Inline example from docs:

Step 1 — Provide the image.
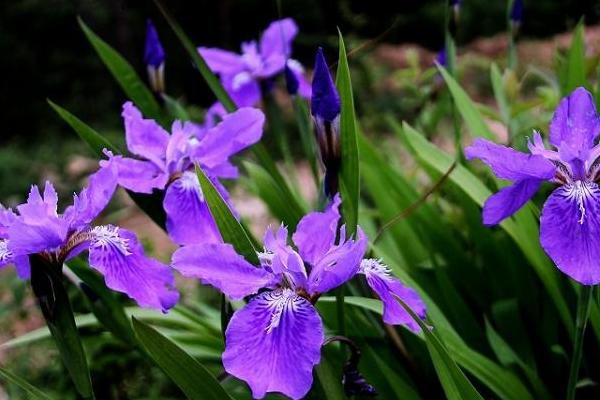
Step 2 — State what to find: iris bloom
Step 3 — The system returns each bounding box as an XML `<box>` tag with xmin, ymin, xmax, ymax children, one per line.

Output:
<box><xmin>466</xmin><ymin>87</ymin><xmax>600</xmax><ymax>285</ymax></box>
<box><xmin>172</xmin><ymin>195</ymin><xmax>426</xmax><ymax>399</ymax></box>
<box><xmin>144</xmin><ymin>19</ymin><xmax>166</xmax><ymax>93</ymax></box>
<box><xmin>0</xmin><ymin>166</ymin><xmax>178</xmax><ymax>312</ymax></box>
<box><xmin>311</xmin><ymin>47</ymin><xmax>341</xmax><ymax>196</ymax></box>
<box><xmin>199</xmin><ymin>18</ymin><xmax>310</xmax><ymax>122</ymax></box>
<box><xmin>103</xmin><ymin>102</ymin><xmax>264</xmax><ymax>246</ymax></box>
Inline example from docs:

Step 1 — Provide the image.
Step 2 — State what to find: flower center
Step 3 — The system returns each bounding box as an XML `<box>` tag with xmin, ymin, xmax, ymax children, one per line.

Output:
<box><xmin>265</xmin><ymin>288</ymin><xmax>298</xmax><ymax>333</ymax></box>
<box><xmin>0</xmin><ymin>239</ymin><xmax>12</xmax><ymax>263</ymax></box>
<box><xmin>565</xmin><ymin>181</ymin><xmax>596</xmax><ymax>225</ymax></box>
<box><xmin>90</xmin><ymin>225</ymin><xmax>131</xmax><ymax>255</ymax></box>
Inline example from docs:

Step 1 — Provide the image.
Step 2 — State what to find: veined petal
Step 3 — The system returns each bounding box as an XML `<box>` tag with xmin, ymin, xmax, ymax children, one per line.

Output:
<box><xmin>194</xmin><ymin>107</ymin><xmax>264</xmax><ymax>178</ymax></box>
<box><xmin>482</xmin><ymin>179</ymin><xmax>544</xmax><ymax>225</ymax></box>
<box><xmin>198</xmin><ymin>47</ymin><xmax>245</xmax><ymax>75</ymax></box>
<box><xmin>293</xmin><ymin>194</ymin><xmax>341</xmax><ymax>265</ymax></box>
<box><xmin>88</xmin><ymin>225</ymin><xmax>179</xmax><ymax>312</ymax></box>
<box><xmin>465</xmin><ymin>138</ymin><xmax>555</xmax><ymax>181</ymax></box>
<box><xmin>103</xmin><ymin>154</ymin><xmax>168</xmax><ymax>194</ymax></box>
<box><xmin>223</xmin><ymin>289</ymin><xmax>324</xmax><ymax>400</ymax></box>
<box><xmin>307</xmin><ymin>227</ymin><xmax>367</xmax><ymax>295</ymax></box>
<box><xmin>163</xmin><ymin>172</ymin><xmax>222</xmax><ymax>246</ymax></box>
<box><xmin>549</xmin><ymin>87</ymin><xmax>600</xmax><ymax>158</ymax></box>
<box><xmin>360</xmin><ymin>259</ymin><xmax>426</xmax><ymax>332</ymax></box>
<box><xmin>0</xmin><ymin>239</ymin><xmax>13</xmax><ymax>268</ymax></box>
<box><xmin>540</xmin><ymin>182</ymin><xmax>600</xmax><ymax>285</ymax></box>
<box><xmin>0</xmin><ymin>204</ymin><xmax>17</xmax><ymax>238</ymax></box>
<box><xmin>171</xmin><ymin>243</ymin><xmax>274</xmax><ymax>300</ymax></box>
<box><xmin>122</xmin><ymin>102</ymin><xmax>169</xmax><ymax>166</ymax></box>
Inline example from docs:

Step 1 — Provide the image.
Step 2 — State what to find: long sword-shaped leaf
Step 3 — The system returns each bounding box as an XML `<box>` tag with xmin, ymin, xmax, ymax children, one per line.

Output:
<box><xmin>560</xmin><ymin>21</ymin><xmax>586</xmax><ymax>95</ymax></box>
<box><xmin>133</xmin><ymin>318</ymin><xmax>234</xmax><ymax>400</ymax></box>
<box><xmin>78</xmin><ymin>17</ymin><xmax>162</xmax><ymax>122</ymax></box>
<box><xmin>195</xmin><ymin>165</ymin><xmax>258</xmax><ymax>264</ymax></box>
<box><xmin>29</xmin><ymin>255</ymin><xmax>94</xmax><ymax>399</ymax></box>
<box><xmin>0</xmin><ymin>366</ymin><xmax>54</xmax><ymax>400</ymax></box>
<box><xmin>335</xmin><ymin>31</ymin><xmax>360</xmax><ymax>235</ymax></box>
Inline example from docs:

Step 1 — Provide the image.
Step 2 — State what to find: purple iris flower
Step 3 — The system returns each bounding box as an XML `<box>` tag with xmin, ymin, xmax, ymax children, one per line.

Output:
<box><xmin>144</xmin><ymin>19</ymin><xmax>166</xmax><ymax>93</ymax></box>
<box><xmin>172</xmin><ymin>194</ymin><xmax>426</xmax><ymax>399</ymax></box>
<box><xmin>466</xmin><ymin>87</ymin><xmax>600</xmax><ymax>285</ymax></box>
<box><xmin>0</xmin><ymin>166</ymin><xmax>178</xmax><ymax>312</ymax></box>
<box><xmin>103</xmin><ymin>102</ymin><xmax>264</xmax><ymax>246</ymax></box>
<box><xmin>199</xmin><ymin>18</ymin><xmax>311</xmax><ymax>121</ymax></box>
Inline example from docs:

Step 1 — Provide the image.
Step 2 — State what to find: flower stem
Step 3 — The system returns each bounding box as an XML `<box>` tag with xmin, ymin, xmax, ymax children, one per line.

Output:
<box><xmin>566</xmin><ymin>284</ymin><xmax>594</xmax><ymax>400</ymax></box>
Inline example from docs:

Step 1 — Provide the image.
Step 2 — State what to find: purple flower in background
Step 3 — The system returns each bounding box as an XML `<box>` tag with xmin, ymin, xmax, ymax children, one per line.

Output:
<box><xmin>144</xmin><ymin>19</ymin><xmax>166</xmax><ymax>93</ymax></box>
<box><xmin>172</xmin><ymin>195</ymin><xmax>426</xmax><ymax>399</ymax></box>
<box><xmin>466</xmin><ymin>87</ymin><xmax>600</xmax><ymax>285</ymax></box>
<box><xmin>199</xmin><ymin>18</ymin><xmax>311</xmax><ymax>114</ymax></box>
<box><xmin>311</xmin><ymin>47</ymin><xmax>341</xmax><ymax>196</ymax></box>
<box><xmin>1</xmin><ymin>167</ymin><xmax>178</xmax><ymax>312</ymax></box>
<box><xmin>510</xmin><ymin>0</ymin><xmax>524</xmax><ymax>24</ymax></box>
<box><xmin>436</xmin><ymin>48</ymin><xmax>448</xmax><ymax>68</ymax></box>
<box><xmin>104</xmin><ymin>102</ymin><xmax>264</xmax><ymax>246</ymax></box>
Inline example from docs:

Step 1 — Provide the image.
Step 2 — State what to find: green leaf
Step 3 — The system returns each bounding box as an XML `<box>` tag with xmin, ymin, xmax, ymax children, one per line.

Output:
<box><xmin>395</xmin><ymin>296</ymin><xmax>484</xmax><ymax>400</ymax></box>
<box><xmin>490</xmin><ymin>64</ymin><xmax>510</xmax><ymax>125</ymax></box>
<box><xmin>335</xmin><ymin>31</ymin><xmax>360</xmax><ymax>235</ymax></box>
<box><xmin>400</xmin><ymin>121</ymin><xmax>573</xmax><ymax>335</ymax></box>
<box><xmin>153</xmin><ymin>0</ymin><xmax>236</xmax><ymax>112</ymax></box>
<box><xmin>195</xmin><ymin>165</ymin><xmax>258</xmax><ymax>264</ymax></box>
<box><xmin>132</xmin><ymin>318</ymin><xmax>234</xmax><ymax>400</ymax></box>
<box><xmin>0</xmin><ymin>365</ymin><xmax>54</xmax><ymax>400</ymax></box>
<box><xmin>437</xmin><ymin>65</ymin><xmax>495</xmax><ymax>139</ymax></box>
<box><xmin>29</xmin><ymin>255</ymin><xmax>94</xmax><ymax>398</ymax></box>
<box><xmin>560</xmin><ymin>21</ymin><xmax>586</xmax><ymax>95</ymax></box>
<box><xmin>48</xmin><ymin>99</ymin><xmax>119</xmax><ymax>157</ymax></box>
<box><xmin>67</xmin><ymin>258</ymin><xmax>135</xmax><ymax>345</ymax></box>
<box><xmin>78</xmin><ymin>17</ymin><xmax>162</xmax><ymax>121</ymax></box>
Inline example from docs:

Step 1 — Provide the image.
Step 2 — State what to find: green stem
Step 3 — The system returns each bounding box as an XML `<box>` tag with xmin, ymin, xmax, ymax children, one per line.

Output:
<box><xmin>336</xmin><ymin>286</ymin><xmax>346</xmax><ymax>336</ymax></box>
<box><xmin>566</xmin><ymin>285</ymin><xmax>594</xmax><ymax>400</ymax></box>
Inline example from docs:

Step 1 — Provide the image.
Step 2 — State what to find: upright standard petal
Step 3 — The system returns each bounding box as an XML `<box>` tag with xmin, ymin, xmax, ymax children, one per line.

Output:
<box><xmin>122</xmin><ymin>102</ymin><xmax>169</xmax><ymax>166</ymax></box>
<box><xmin>259</xmin><ymin>18</ymin><xmax>298</xmax><ymax>61</ymax></box>
<box><xmin>311</xmin><ymin>48</ymin><xmax>340</xmax><ymax>122</ymax></box>
<box><xmin>88</xmin><ymin>225</ymin><xmax>179</xmax><ymax>312</ymax></box>
<box><xmin>223</xmin><ymin>289</ymin><xmax>324</xmax><ymax>400</ymax></box>
<box><xmin>293</xmin><ymin>194</ymin><xmax>341</xmax><ymax>265</ymax></box>
<box><xmin>482</xmin><ymin>179</ymin><xmax>544</xmax><ymax>225</ymax></box>
<box><xmin>549</xmin><ymin>87</ymin><xmax>600</xmax><ymax>158</ymax></box>
<box><xmin>540</xmin><ymin>182</ymin><xmax>600</xmax><ymax>285</ymax></box>
<box><xmin>195</xmin><ymin>107</ymin><xmax>264</xmax><ymax>178</ymax></box>
<box><xmin>198</xmin><ymin>47</ymin><xmax>245</xmax><ymax>75</ymax></box>
<box><xmin>172</xmin><ymin>243</ymin><xmax>274</xmax><ymax>300</ymax></box>
<box><xmin>64</xmin><ymin>165</ymin><xmax>117</xmax><ymax>231</ymax></box>
<box><xmin>163</xmin><ymin>171</ymin><xmax>222</xmax><ymax>245</ymax></box>
<box><xmin>465</xmin><ymin>138</ymin><xmax>556</xmax><ymax>181</ymax></box>
<box><xmin>103</xmin><ymin>154</ymin><xmax>169</xmax><ymax>194</ymax></box>
<box><xmin>360</xmin><ymin>259</ymin><xmax>426</xmax><ymax>332</ymax></box>
<box><xmin>307</xmin><ymin>228</ymin><xmax>367</xmax><ymax>295</ymax></box>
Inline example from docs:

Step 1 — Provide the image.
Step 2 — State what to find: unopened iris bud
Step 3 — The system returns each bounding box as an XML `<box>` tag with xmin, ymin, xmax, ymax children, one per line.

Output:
<box><xmin>436</xmin><ymin>47</ymin><xmax>447</xmax><ymax>68</ymax></box>
<box><xmin>311</xmin><ymin>47</ymin><xmax>341</xmax><ymax>197</ymax></box>
<box><xmin>284</xmin><ymin>61</ymin><xmax>300</xmax><ymax>95</ymax></box>
<box><xmin>510</xmin><ymin>0</ymin><xmax>524</xmax><ymax>37</ymax></box>
<box><xmin>144</xmin><ymin>19</ymin><xmax>166</xmax><ymax>94</ymax></box>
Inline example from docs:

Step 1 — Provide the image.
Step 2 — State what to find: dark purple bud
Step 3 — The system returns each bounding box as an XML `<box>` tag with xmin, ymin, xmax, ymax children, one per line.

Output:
<box><xmin>342</xmin><ymin>367</ymin><xmax>377</xmax><ymax>397</ymax></box>
<box><xmin>510</xmin><ymin>0</ymin><xmax>523</xmax><ymax>24</ymax></box>
<box><xmin>144</xmin><ymin>19</ymin><xmax>165</xmax><ymax>68</ymax></box>
<box><xmin>284</xmin><ymin>62</ymin><xmax>299</xmax><ymax>95</ymax></box>
<box><xmin>436</xmin><ymin>48</ymin><xmax>447</xmax><ymax>68</ymax></box>
<box><xmin>311</xmin><ymin>47</ymin><xmax>340</xmax><ymax>122</ymax></box>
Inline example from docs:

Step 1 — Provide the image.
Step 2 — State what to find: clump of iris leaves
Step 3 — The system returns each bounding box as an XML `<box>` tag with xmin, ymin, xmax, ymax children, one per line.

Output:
<box><xmin>2</xmin><ymin>1</ymin><xmax>600</xmax><ymax>399</ymax></box>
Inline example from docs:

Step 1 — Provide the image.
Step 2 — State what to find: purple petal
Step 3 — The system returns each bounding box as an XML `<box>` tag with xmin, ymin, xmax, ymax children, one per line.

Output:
<box><xmin>259</xmin><ymin>18</ymin><xmax>298</xmax><ymax>61</ymax></box>
<box><xmin>194</xmin><ymin>107</ymin><xmax>264</xmax><ymax>178</ymax></box>
<box><xmin>14</xmin><ymin>256</ymin><xmax>31</xmax><ymax>279</ymax></box>
<box><xmin>88</xmin><ymin>225</ymin><xmax>179</xmax><ymax>312</ymax></box>
<box><xmin>482</xmin><ymin>179</ymin><xmax>544</xmax><ymax>225</ymax></box>
<box><xmin>144</xmin><ymin>19</ymin><xmax>165</xmax><ymax>67</ymax></box>
<box><xmin>0</xmin><ymin>204</ymin><xmax>16</xmax><ymax>238</ymax></box>
<box><xmin>163</xmin><ymin>171</ymin><xmax>222</xmax><ymax>246</ymax></box>
<box><xmin>360</xmin><ymin>259</ymin><xmax>426</xmax><ymax>332</ymax></box>
<box><xmin>262</xmin><ymin>225</ymin><xmax>307</xmax><ymax>289</ymax></box>
<box><xmin>222</xmin><ymin>73</ymin><xmax>262</xmax><ymax>107</ymax></box>
<box><xmin>64</xmin><ymin>165</ymin><xmax>117</xmax><ymax>231</ymax></box>
<box><xmin>0</xmin><ymin>239</ymin><xmax>13</xmax><ymax>268</ymax></box>
<box><xmin>286</xmin><ymin>59</ymin><xmax>311</xmax><ymax>99</ymax></box>
<box><xmin>465</xmin><ymin>138</ymin><xmax>555</xmax><ymax>181</ymax></box>
<box><xmin>549</xmin><ymin>87</ymin><xmax>600</xmax><ymax>158</ymax></box>
<box><xmin>103</xmin><ymin>154</ymin><xmax>168</xmax><ymax>194</ymax></box>
<box><xmin>540</xmin><ymin>182</ymin><xmax>600</xmax><ymax>285</ymax></box>
<box><xmin>311</xmin><ymin>48</ymin><xmax>340</xmax><ymax>122</ymax></box>
<box><xmin>122</xmin><ymin>102</ymin><xmax>169</xmax><ymax>166</ymax></box>
<box><xmin>172</xmin><ymin>243</ymin><xmax>274</xmax><ymax>300</ymax></box>
<box><xmin>198</xmin><ymin>47</ymin><xmax>245</xmax><ymax>75</ymax></box>
<box><xmin>223</xmin><ymin>289</ymin><xmax>323</xmax><ymax>400</ymax></box>
<box><xmin>307</xmin><ymin>227</ymin><xmax>367</xmax><ymax>295</ymax></box>
<box><xmin>293</xmin><ymin>194</ymin><xmax>341</xmax><ymax>265</ymax></box>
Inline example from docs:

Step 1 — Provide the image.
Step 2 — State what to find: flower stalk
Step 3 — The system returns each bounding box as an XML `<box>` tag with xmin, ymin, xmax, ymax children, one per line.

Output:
<box><xmin>566</xmin><ymin>284</ymin><xmax>594</xmax><ymax>400</ymax></box>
